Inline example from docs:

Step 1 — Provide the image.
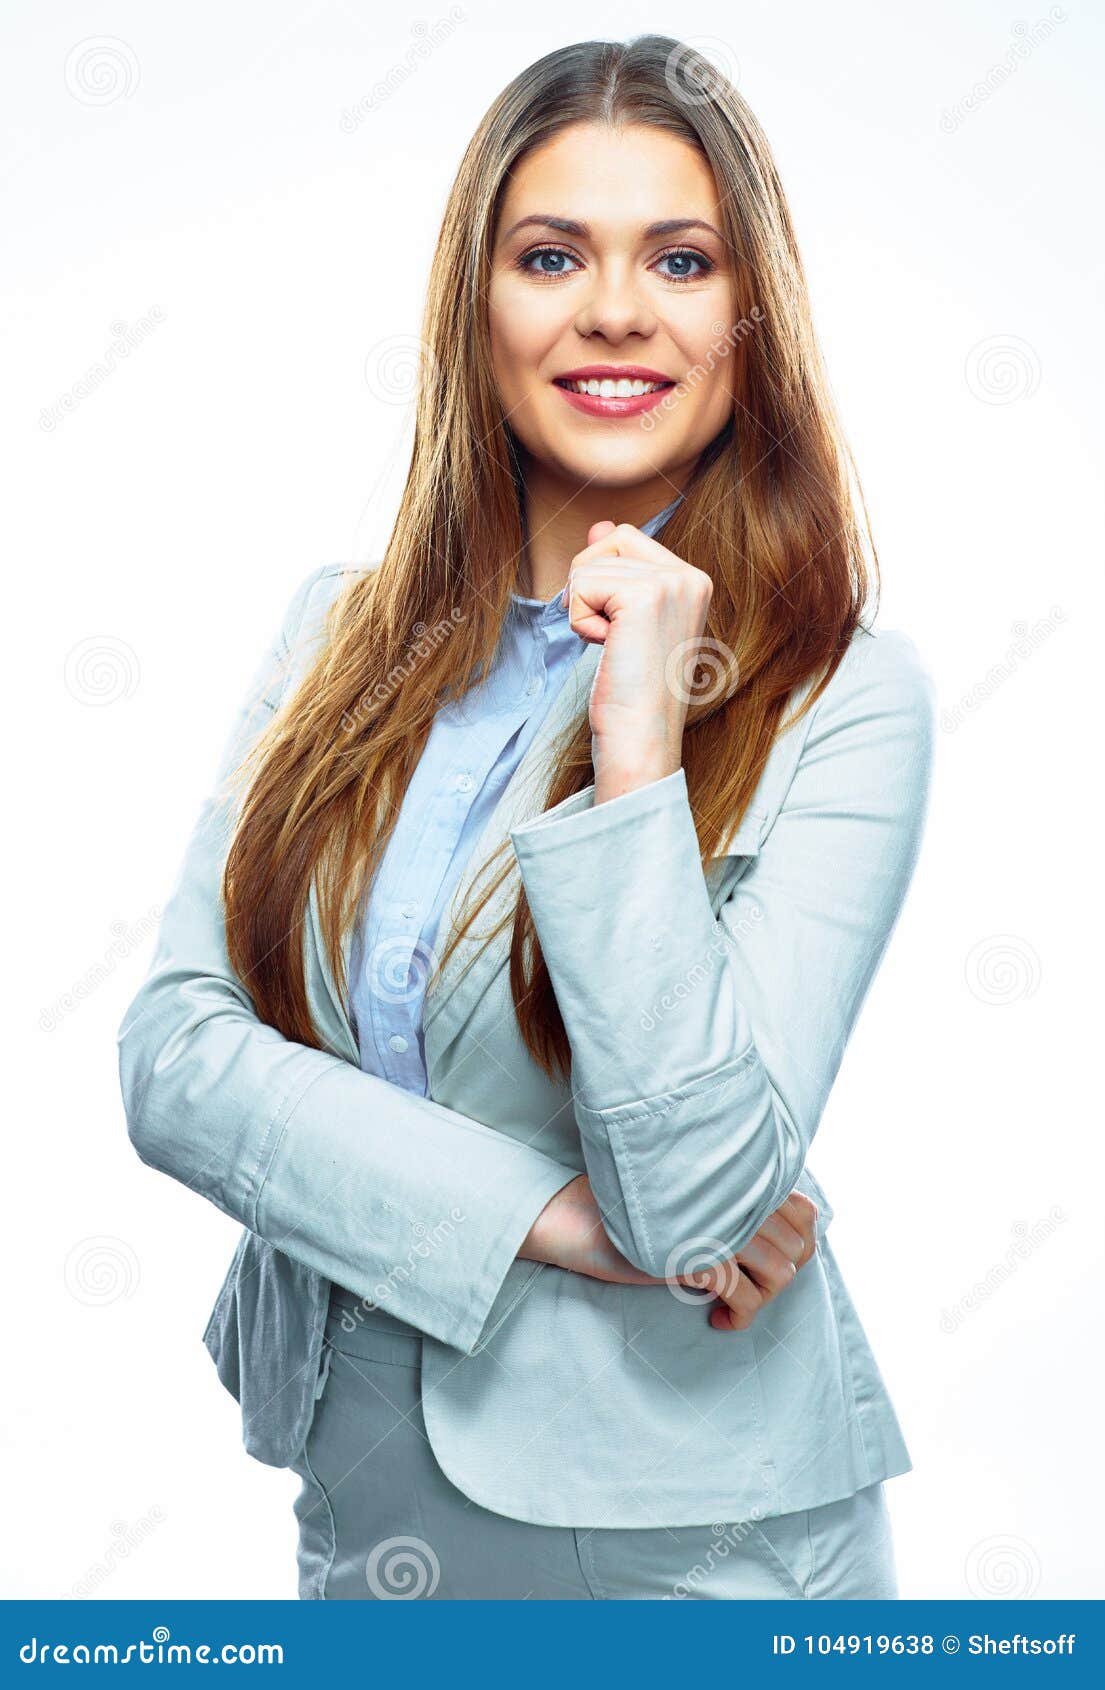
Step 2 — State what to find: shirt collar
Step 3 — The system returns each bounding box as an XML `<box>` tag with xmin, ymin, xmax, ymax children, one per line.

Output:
<box><xmin>509</xmin><ymin>492</ymin><xmax>685</xmax><ymax>625</ymax></box>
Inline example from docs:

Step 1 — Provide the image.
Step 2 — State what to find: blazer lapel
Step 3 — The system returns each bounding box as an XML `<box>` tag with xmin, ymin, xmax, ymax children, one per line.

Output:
<box><xmin>421</xmin><ymin>639</ymin><xmax>603</xmax><ymax>1054</ymax></box>
<box><xmin>298</xmin><ymin>637</ymin><xmax>604</xmax><ymax>1071</ymax></box>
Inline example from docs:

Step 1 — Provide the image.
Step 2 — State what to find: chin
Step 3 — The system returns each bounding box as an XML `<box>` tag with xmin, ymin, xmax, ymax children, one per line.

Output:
<box><xmin>543</xmin><ymin>438</ymin><xmax>674</xmax><ymax>483</ymax></box>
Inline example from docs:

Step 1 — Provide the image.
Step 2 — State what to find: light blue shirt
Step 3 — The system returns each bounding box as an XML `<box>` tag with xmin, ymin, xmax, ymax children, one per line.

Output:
<box><xmin>348</xmin><ymin>496</ymin><xmax>684</xmax><ymax>1089</ymax></box>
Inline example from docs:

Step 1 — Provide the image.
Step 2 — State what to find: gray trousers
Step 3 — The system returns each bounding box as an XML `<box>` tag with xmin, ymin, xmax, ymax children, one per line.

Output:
<box><xmin>290</xmin><ymin>1290</ymin><xmax>899</xmax><ymax>1600</ymax></box>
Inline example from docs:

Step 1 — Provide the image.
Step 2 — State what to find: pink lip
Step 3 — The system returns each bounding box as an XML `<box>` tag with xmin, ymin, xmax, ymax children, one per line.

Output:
<box><xmin>556</xmin><ymin>365</ymin><xmax>674</xmax><ymax>383</ymax></box>
<box><xmin>553</xmin><ymin>378</ymin><xmax>675</xmax><ymax>419</ymax></box>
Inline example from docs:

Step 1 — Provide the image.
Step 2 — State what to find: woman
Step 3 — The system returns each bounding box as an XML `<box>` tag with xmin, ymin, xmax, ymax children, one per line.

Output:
<box><xmin>118</xmin><ymin>36</ymin><xmax>935</xmax><ymax>1600</ymax></box>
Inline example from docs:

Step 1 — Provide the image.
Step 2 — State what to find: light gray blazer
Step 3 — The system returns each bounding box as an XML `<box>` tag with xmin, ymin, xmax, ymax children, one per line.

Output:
<box><xmin>117</xmin><ymin>561</ymin><xmax>935</xmax><ymax>1529</ymax></box>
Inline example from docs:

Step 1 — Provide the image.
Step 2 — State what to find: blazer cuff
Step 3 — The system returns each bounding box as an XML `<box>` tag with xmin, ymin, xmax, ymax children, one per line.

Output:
<box><xmin>510</xmin><ymin>766</ymin><xmax>685</xmax><ymax>849</ymax></box>
<box><xmin>253</xmin><ymin>1060</ymin><xmax>582</xmax><ymax>1358</ymax></box>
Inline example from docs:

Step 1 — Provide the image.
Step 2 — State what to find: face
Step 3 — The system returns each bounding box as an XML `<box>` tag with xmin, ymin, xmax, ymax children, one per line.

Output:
<box><xmin>487</xmin><ymin>121</ymin><xmax>737</xmax><ymax>506</ymax></box>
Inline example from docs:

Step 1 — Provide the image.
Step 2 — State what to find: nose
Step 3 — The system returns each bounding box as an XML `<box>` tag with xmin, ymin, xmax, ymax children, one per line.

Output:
<box><xmin>572</xmin><ymin>258</ymin><xmax>657</xmax><ymax>343</ymax></box>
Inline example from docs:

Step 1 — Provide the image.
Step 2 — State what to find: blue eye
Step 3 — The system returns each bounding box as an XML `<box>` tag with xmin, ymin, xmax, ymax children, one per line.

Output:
<box><xmin>655</xmin><ymin>249</ymin><xmax>712</xmax><ymax>282</ymax></box>
<box><xmin>518</xmin><ymin>248</ymin><xmax>582</xmax><ymax>278</ymax></box>
<box><xmin>514</xmin><ymin>245</ymin><xmax>714</xmax><ymax>286</ymax></box>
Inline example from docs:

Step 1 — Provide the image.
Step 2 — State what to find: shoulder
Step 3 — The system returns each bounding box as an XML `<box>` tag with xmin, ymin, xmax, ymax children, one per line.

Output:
<box><xmin>812</xmin><ymin>623</ymin><xmax>937</xmax><ymax>741</ymax></box>
<box><xmin>790</xmin><ymin>622</ymin><xmax>937</xmax><ymax>816</ymax></box>
<box><xmin>278</xmin><ymin>561</ymin><xmax>376</xmax><ymax>653</ymax></box>
<box><xmin>756</xmin><ymin>623</ymin><xmax>936</xmax><ymax>821</ymax></box>
<box><xmin>263</xmin><ymin>562</ymin><xmax>377</xmax><ymax>709</ymax></box>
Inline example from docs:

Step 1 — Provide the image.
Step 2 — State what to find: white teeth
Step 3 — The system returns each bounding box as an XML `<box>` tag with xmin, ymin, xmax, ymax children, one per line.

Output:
<box><xmin>564</xmin><ymin>378</ymin><xmax>663</xmax><ymax>397</ymax></box>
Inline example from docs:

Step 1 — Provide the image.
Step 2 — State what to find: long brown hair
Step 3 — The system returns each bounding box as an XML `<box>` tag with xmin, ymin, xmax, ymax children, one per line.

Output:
<box><xmin>222</xmin><ymin>35</ymin><xmax>879</xmax><ymax>1081</ymax></box>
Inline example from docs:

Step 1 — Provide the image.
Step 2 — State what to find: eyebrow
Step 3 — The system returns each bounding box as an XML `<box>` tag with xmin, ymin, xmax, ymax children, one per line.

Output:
<box><xmin>499</xmin><ymin>214</ymin><xmax>724</xmax><ymax>244</ymax></box>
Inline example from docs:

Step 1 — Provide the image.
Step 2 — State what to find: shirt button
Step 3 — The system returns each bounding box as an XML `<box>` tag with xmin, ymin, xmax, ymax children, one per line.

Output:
<box><xmin>525</xmin><ymin>675</ymin><xmax>542</xmax><ymax>697</ymax></box>
<box><xmin>456</xmin><ymin>772</ymin><xmax>474</xmax><ymax>793</ymax></box>
<box><xmin>388</xmin><ymin>1033</ymin><xmax>409</xmax><ymax>1054</ymax></box>
<box><xmin>401</xmin><ymin>902</ymin><xmax>417</xmax><ymax>919</ymax></box>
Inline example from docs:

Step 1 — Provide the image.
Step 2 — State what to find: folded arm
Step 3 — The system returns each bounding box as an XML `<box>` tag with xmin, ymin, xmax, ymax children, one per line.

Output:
<box><xmin>509</xmin><ymin>628</ymin><xmax>936</xmax><ymax>1279</ymax></box>
<box><xmin>116</xmin><ymin>565</ymin><xmax>580</xmax><ymax>1356</ymax></box>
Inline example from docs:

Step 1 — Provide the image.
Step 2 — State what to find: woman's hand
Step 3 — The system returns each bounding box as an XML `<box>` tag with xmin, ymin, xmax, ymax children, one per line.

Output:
<box><xmin>519</xmin><ymin>1173</ymin><xmax>818</xmax><ymax>1331</ymax></box>
<box><xmin>560</xmin><ymin>519</ymin><xmax>715</xmax><ymax>801</ymax></box>
<box><xmin>691</xmin><ymin>1191</ymin><xmax>819</xmax><ymax>1331</ymax></box>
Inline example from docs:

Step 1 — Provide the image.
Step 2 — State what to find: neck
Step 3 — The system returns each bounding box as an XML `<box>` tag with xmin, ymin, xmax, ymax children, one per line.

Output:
<box><xmin>514</xmin><ymin>463</ymin><xmax>690</xmax><ymax>601</ymax></box>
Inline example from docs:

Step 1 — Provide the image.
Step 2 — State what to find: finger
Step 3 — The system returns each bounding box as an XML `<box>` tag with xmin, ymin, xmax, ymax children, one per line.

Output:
<box><xmin>751</xmin><ymin>1212</ymin><xmax>806</xmax><ymax>1268</ymax></box>
<box><xmin>711</xmin><ymin>1267</ymin><xmax>765</xmax><ymax>1332</ymax></box>
<box><xmin>560</xmin><ymin>558</ymin><xmax>655</xmax><ymax>641</ymax></box>
<box><xmin>570</xmin><ymin>522</ymin><xmax>674</xmax><ymax>569</ymax></box>
<box><xmin>776</xmin><ymin>1192</ymin><xmax>819</xmax><ymax>1266</ymax></box>
<box><xmin>732</xmin><ymin>1237</ymin><xmax>799</xmax><ymax>1301</ymax></box>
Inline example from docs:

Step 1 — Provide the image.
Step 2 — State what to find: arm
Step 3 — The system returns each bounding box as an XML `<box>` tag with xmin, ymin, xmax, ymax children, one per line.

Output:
<box><xmin>116</xmin><ymin>565</ymin><xmax>580</xmax><ymax>1356</ymax></box>
<box><xmin>509</xmin><ymin>628</ymin><xmax>936</xmax><ymax>1279</ymax></box>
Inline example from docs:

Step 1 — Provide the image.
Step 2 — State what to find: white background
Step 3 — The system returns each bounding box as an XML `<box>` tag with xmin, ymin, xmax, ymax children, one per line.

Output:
<box><xmin>2</xmin><ymin>0</ymin><xmax>1102</xmax><ymax>1600</ymax></box>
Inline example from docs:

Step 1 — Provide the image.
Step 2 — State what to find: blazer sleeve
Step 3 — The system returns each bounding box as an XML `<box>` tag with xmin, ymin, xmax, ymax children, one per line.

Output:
<box><xmin>116</xmin><ymin>565</ymin><xmax>580</xmax><ymax>1356</ymax></box>
<box><xmin>509</xmin><ymin>628</ymin><xmax>936</xmax><ymax>1279</ymax></box>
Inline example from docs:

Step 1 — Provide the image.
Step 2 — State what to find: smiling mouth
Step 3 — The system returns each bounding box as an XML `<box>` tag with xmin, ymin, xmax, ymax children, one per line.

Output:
<box><xmin>551</xmin><ymin>376</ymin><xmax>677</xmax><ymax>417</ymax></box>
<box><xmin>554</xmin><ymin>376</ymin><xmax>674</xmax><ymax>397</ymax></box>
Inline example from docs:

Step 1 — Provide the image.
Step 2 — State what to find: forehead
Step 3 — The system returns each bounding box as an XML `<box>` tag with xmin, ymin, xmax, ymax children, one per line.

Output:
<box><xmin>495</xmin><ymin>122</ymin><xmax>722</xmax><ymax>239</ymax></box>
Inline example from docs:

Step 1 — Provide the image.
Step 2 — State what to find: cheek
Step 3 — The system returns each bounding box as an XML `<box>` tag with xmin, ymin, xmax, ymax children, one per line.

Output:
<box><xmin>490</xmin><ymin>287</ymin><xmax>551</xmax><ymax>380</ymax></box>
<box><xmin>681</xmin><ymin>308</ymin><xmax>739</xmax><ymax>413</ymax></box>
